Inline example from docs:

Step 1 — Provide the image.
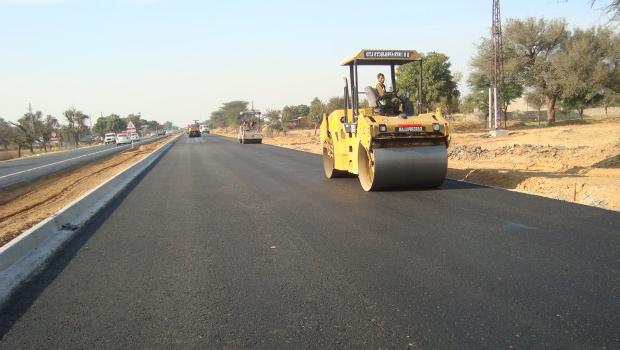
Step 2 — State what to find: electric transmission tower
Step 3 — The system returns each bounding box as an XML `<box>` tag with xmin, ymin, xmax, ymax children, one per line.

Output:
<box><xmin>491</xmin><ymin>0</ymin><xmax>505</xmax><ymax>129</ymax></box>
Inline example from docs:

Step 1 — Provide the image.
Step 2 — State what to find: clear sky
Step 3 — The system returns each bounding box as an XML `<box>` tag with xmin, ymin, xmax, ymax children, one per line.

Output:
<box><xmin>0</xmin><ymin>0</ymin><xmax>612</xmax><ymax>126</ymax></box>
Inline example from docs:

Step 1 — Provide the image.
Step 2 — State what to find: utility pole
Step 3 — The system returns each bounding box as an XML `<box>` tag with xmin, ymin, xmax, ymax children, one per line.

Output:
<box><xmin>28</xmin><ymin>102</ymin><xmax>35</xmax><ymax>134</ymax></box>
<box><xmin>491</xmin><ymin>0</ymin><xmax>505</xmax><ymax>129</ymax></box>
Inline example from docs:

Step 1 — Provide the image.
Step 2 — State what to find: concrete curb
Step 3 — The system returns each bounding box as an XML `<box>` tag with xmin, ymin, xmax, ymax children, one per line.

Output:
<box><xmin>0</xmin><ymin>135</ymin><xmax>180</xmax><ymax>307</ymax></box>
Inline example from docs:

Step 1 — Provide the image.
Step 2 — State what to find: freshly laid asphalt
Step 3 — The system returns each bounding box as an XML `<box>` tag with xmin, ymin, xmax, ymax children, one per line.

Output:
<box><xmin>0</xmin><ymin>135</ymin><xmax>618</xmax><ymax>349</ymax></box>
<box><xmin>0</xmin><ymin>136</ymin><xmax>161</xmax><ymax>190</ymax></box>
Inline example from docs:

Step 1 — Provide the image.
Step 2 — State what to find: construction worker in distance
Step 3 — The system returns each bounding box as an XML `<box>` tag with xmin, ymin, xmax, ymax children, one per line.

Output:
<box><xmin>376</xmin><ymin>73</ymin><xmax>401</xmax><ymax>115</ymax></box>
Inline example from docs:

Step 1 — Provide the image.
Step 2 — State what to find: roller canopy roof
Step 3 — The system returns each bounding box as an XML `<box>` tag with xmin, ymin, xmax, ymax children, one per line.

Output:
<box><xmin>341</xmin><ymin>49</ymin><xmax>422</xmax><ymax>66</ymax></box>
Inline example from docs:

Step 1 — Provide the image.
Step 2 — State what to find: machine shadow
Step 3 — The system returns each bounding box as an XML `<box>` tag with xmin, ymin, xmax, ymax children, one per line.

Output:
<box><xmin>0</xmin><ymin>143</ymin><xmax>174</xmax><ymax>337</ymax></box>
<box><xmin>375</xmin><ymin>178</ymin><xmax>486</xmax><ymax>193</ymax></box>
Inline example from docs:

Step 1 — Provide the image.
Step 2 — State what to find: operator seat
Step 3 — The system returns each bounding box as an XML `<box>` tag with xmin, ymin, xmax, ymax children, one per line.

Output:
<box><xmin>365</xmin><ymin>86</ymin><xmax>389</xmax><ymax>115</ymax></box>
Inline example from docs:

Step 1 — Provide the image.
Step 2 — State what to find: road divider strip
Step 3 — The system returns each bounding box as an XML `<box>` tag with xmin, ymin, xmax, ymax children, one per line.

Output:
<box><xmin>0</xmin><ymin>134</ymin><xmax>180</xmax><ymax>307</ymax></box>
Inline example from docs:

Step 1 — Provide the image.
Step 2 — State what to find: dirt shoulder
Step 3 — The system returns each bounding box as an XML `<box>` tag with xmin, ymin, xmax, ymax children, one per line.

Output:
<box><xmin>0</xmin><ymin>135</ymin><xmax>179</xmax><ymax>247</ymax></box>
<box><xmin>213</xmin><ymin>119</ymin><xmax>620</xmax><ymax>211</ymax></box>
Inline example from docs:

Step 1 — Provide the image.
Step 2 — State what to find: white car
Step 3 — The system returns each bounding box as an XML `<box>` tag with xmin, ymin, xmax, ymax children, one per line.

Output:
<box><xmin>115</xmin><ymin>134</ymin><xmax>131</xmax><ymax>146</ymax></box>
<box><xmin>130</xmin><ymin>132</ymin><xmax>140</xmax><ymax>142</ymax></box>
<box><xmin>104</xmin><ymin>133</ymin><xmax>116</xmax><ymax>144</ymax></box>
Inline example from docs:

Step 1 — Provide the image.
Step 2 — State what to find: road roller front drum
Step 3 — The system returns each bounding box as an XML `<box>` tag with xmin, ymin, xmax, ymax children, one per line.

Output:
<box><xmin>357</xmin><ymin>145</ymin><xmax>448</xmax><ymax>191</ymax></box>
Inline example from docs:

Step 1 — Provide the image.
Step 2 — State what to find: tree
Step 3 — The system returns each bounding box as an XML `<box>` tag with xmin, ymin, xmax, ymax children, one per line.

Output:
<box><xmin>41</xmin><ymin>115</ymin><xmax>59</xmax><ymax>151</ymax></box>
<box><xmin>64</xmin><ymin>107</ymin><xmax>90</xmax><ymax>148</ymax></box>
<box><xmin>524</xmin><ymin>91</ymin><xmax>545</xmax><ymax>125</ymax></box>
<box><xmin>471</xmin><ymin>26</ymin><xmax>527</xmax><ymax>125</ymax></box>
<box><xmin>143</xmin><ymin>120</ymin><xmax>159</xmax><ymax>132</ymax></box>
<box><xmin>592</xmin><ymin>0</ymin><xmax>620</xmax><ymax>23</ymax></box>
<box><xmin>126</xmin><ymin>113</ymin><xmax>142</xmax><ymax>131</ymax></box>
<box><xmin>465</xmin><ymin>71</ymin><xmax>491</xmax><ymax>117</ymax></box>
<box><xmin>163</xmin><ymin>121</ymin><xmax>174</xmax><ymax>130</ymax></box>
<box><xmin>600</xmin><ymin>90</ymin><xmax>620</xmax><ymax>116</ymax></box>
<box><xmin>92</xmin><ymin>116</ymin><xmax>108</xmax><ymax>137</ymax></box>
<box><xmin>10</xmin><ymin>109</ymin><xmax>44</xmax><ymax>155</ymax></box>
<box><xmin>325</xmin><ymin>96</ymin><xmax>345</xmax><ymax>115</ymax></box>
<box><xmin>209</xmin><ymin>101</ymin><xmax>249</xmax><ymax>128</ymax></box>
<box><xmin>264</xmin><ymin>109</ymin><xmax>283</xmax><ymax>136</ymax></box>
<box><xmin>308</xmin><ymin>97</ymin><xmax>326</xmax><ymax>135</ymax></box>
<box><xmin>553</xmin><ymin>28</ymin><xmax>614</xmax><ymax>118</ymax></box>
<box><xmin>0</xmin><ymin>118</ymin><xmax>16</xmax><ymax>151</ymax></box>
<box><xmin>282</xmin><ymin>104</ymin><xmax>310</xmax><ymax>131</ymax></box>
<box><xmin>502</xmin><ymin>17</ymin><xmax>568</xmax><ymax>123</ymax></box>
<box><xmin>106</xmin><ymin>114</ymin><xmax>127</xmax><ymax>133</ymax></box>
<box><xmin>396</xmin><ymin>52</ymin><xmax>460</xmax><ymax>113</ymax></box>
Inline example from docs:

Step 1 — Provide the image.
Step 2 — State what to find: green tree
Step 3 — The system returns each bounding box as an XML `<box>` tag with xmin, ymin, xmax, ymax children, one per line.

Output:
<box><xmin>41</xmin><ymin>115</ymin><xmax>59</xmax><ymax>151</ymax></box>
<box><xmin>554</xmin><ymin>28</ymin><xmax>614</xmax><ymax>117</ymax></box>
<box><xmin>308</xmin><ymin>97</ymin><xmax>326</xmax><ymax>135</ymax></box>
<box><xmin>209</xmin><ymin>110</ymin><xmax>227</xmax><ymax>128</ymax></box>
<box><xmin>209</xmin><ymin>101</ymin><xmax>249</xmax><ymax>128</ymax></box>
<box><xmin>144</xmin><ymin>120</ymin><xmax>160</xmax><ymax>132</ymax></box>
<box><xmin>264</xmin><ymin>109</ymin><xmax>283</xmax><ymax>136</ymax></box>
<box><xmin>92</xmin><ymin>116</ymin><xmax>108</xmax><ymax>137</ymax></box>
<box><xmin>502</xmin><ymin>17</ymin><xmax>568</xmax><ymax>123</ymax></box>
<box><xmin>600</xmin><ymin>90</ymin><xmax>620</xmax><ymax>117</ymax></box>
<box><xmin>64</xmin><ymin>107</ymin><xmax>90</xmax><ymax>148</ymax></box>
<box><xmin>282</xmin><ymin>104</ymin><xmax>310</xmax><ymax>130</ymax></box>
<box><xmin>524</xmin><ymin>91</ymin><xmax>545</xmax><ymax>125</ymax></box>
<box><xmin>325</xmin><ymin>96</ymin><xmax>345</xmax><ymax>115</ymax></box>
<box><xmin>0</xmin><ymin>118</ymin><xmax>16</xmax><ymax>151</ymax></box>
<box><xmin>471</xmin><ymin>27</ymin><xmax>527</xmax><ymax>125</ymax></box>
<box><xmin>106</xmin><ymin>114</ymin><xmax>127</xmax><ymax>133</ymax></box>
<box><xmin>396</xmin><ymin>52</ymin><xmax>460</xmax><ymax>113</ymax></box>
<box><xmin>126</xmin><ymin>113</ymin><xmax>142</xmax><ymax>131</ymax></box>
<box><xmin>10</xmin><ymin>109</ymin><xmax>44</xmax><ymax>154</ymax></box>
<box><xmin>465</xmin><ymin>71</ymin><xmax>491</xmax><ymax>117</ymax></box>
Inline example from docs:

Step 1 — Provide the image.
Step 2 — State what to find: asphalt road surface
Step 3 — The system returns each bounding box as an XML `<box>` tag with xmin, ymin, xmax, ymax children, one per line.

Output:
<box><xmin>0</xmin><ymin>135</ymin><xmax>618</xmax><ymax>349</ymax></box>
<box><xmin>0</xmin><ymin>136</ymin><xmax>161</xmax><ymax>190</ymax></box>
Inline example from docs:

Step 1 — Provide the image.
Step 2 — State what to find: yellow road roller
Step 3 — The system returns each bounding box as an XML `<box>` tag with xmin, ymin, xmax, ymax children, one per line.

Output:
<box><xmin>320</xmin><ymin>49</ymin><xmax>451</xmax><ymax>191</ymax></box>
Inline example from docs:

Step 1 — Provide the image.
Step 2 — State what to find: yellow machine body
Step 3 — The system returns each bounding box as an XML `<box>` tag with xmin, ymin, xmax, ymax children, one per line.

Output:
<box><xmin>320</xmin><ymin>49</ymin><xmax>452</xmax><ymax>191</ymax></box>
<box><xmin>321</xmin><ymin>107</ymin><xmax>450</xmax><ymax>171</ymax></box>
<box><xmin>320</xmin><ymin>107</ymin><xmax>450</xmax><ymax>191</ymax></box>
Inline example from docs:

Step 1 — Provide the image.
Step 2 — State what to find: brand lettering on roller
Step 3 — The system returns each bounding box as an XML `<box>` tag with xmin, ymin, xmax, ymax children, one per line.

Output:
<box><xmin>364</xmin><ymin>51</ymin><xmax>412</xmax><ymax>58</ymax></box>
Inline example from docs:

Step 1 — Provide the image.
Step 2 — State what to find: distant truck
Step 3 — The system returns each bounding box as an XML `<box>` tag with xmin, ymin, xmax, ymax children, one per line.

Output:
<box><xmin>199</xmin><ymin>124</ymin><xmax>210</xmax><ymax>134</ymax></box>
<box><xmin>187</xmin><ymin>123</ymin><xmax>201</xmax><ymax>138</ymax></box>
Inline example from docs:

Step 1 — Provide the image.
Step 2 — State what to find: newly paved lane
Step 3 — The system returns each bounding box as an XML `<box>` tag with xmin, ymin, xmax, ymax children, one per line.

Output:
<box><xmin>1</xmin><ymin>135</ymin><xmax>618</xmax><ymax>349</ymax></box>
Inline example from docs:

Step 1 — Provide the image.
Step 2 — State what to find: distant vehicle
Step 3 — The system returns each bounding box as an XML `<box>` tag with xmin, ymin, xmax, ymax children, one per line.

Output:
<box><xmin>104</xmin><ymin>133</ymin><xmax>116</xmax><ymax>144</ymax></box>
<box><xmin>187</xmin><ymin>122</ymin><xmax>201</xmax><ymax>138</ymax></box>
<box><xmin>115</xmin><ymin>133</ymin><xmax>131</xmax><ymax>146</ymax></box>
<box><xmin>157</xmin><ymin>129</ymin><xmax>166</xmax><ymax>136</ymax></box>
<box><xmin>79</xmin><ymin>133</ymin><xmax>94</xmax><ymax>142</ymax></box>
<box><xmin>238</xmin><ymin>110</ymin><xmax>262</xmax><ymax>144</ymax></box>
<box><xmin>130</xmin><ymin>132</ymin><xmax>140</xmax><ymax>142</ymax></box>
<box><xmin>199</xmin><ymin>125</ymin><xmax>210</xmax><ymax>134</ymax></box>
<box><xmin>238</xmin><ymin>125</ymin><xmax>262</xmax><ymax>144</ymax></box>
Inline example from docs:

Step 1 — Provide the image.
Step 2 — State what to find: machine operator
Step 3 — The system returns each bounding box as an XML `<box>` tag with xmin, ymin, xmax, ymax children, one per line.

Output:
<box><xmin>376</xmin><ymin>73</ymin><xmax>401</xmax><ymax>114</ymax></box>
